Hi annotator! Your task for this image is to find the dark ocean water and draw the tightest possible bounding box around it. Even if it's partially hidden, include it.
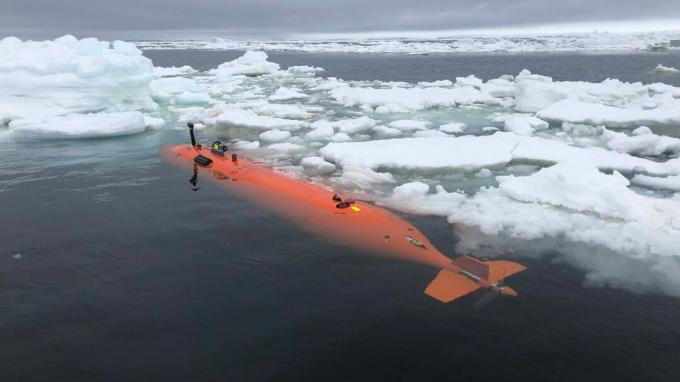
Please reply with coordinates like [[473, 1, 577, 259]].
[[2, 50, 680, 382]]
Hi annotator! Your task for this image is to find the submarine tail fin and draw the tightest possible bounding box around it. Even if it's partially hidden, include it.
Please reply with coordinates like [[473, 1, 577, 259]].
[[424, 269, 481, 303], [484, 260, 526, 284]]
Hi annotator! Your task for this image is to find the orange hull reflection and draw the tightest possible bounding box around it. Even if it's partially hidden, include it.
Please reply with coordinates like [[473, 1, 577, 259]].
[[163, 144, 525, 303]]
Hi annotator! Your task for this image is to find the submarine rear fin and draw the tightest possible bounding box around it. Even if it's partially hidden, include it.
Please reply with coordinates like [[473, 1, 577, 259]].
[[424, 269, 481, 303], [484, 260, 526, 284]]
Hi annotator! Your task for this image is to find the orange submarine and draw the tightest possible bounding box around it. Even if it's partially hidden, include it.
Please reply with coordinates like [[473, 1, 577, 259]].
[[163, 123, 526, 303]]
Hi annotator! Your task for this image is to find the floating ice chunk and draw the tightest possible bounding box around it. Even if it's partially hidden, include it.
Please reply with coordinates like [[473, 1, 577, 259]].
[[305, 120, 335, 141], [373, 125, 403, 138], [537, 99, 680, 128], [204, 107, 306, 131], [329, 132, 352, 142], [320, 133, 680, 175], [174, 92, 211, 105], [330, 116, 376, 134], [654, 64, 680, 74], [287, 65, 324, 77], [413, 130, 448, 137], [337, 166, 395, 189], [454, 75, 483, 89], [153, 65, 197, 77], [268, 87, 309, 101], [498, 164, 646, 220], [603, 126, 680, 156], [0, 35, 155, 123], [387, 119, 431, 131], [632, 174, 680, 191], [561, 122, 602, 137], [514, 77, 567, 113], [501, 114, 549, 136], [330, 85, 500, 113], [418, 80, 453, 88], [475, 168, 493, 178], [233, 140, 260, 150], [301, 156, 336, 175], [143, 115, 165, 129], [481, 78, 516, 98], [150, 77, 202, 96], [321, 135, 516, 171], [448, 163, 680, 259], [10, 111, 146, 139], [381, 182, 465, 216], [254, 103, 312, 120], [259, 129, 291, 143], [438, 122, 466, 134], [267, 142, 305, 153], [515, 69, 552, 83], [211, 51, 280, 78]]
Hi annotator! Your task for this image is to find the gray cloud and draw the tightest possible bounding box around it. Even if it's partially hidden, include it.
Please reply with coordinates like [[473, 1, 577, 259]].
[[2, 0, 680, 39]]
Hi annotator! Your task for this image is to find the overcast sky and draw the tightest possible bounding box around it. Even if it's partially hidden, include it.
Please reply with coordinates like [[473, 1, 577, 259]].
[[2, 0, 680, 39]]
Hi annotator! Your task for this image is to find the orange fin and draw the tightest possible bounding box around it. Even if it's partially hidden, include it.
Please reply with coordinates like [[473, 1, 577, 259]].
[[484, 260, 526, 284], [424, 269, 481, 303]]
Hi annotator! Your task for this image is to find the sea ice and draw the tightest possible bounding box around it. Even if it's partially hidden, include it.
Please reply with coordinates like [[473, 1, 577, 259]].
[[268, 87, 309, 101], [210, 51, 280, 79], [301, 156, 337, 176], [320, 133, 680, 175], [537, 99, 680, 128], [9, 111, 146, 138], [0, 35, 156, 125], [438, 122, 466, 134], [204, 106, 307, 131], [500, 114, 549, 136], [654, 64, 680, 74]]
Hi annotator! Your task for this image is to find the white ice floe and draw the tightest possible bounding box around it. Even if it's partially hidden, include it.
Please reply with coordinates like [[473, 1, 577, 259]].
[[418, 80, 453, 88], [0, 35, 156, 125], [537, 99, 680, 128], [254, 103, 312, 120], [301, 156, 337, 176], [499, 114, 549, 136], [632, 174, 680, 191], [454, 75, 483, 89], [320, 133, 680, 175], [330, 85, 501, 113], [286, 65, 325, 77], [326, 116, 377, 134], [210, 51, 280, 78], [387, 119, 431, 131], [438, 122, 466, 134], [9, 111, 146, 138], [654, 64, 680, 74], [268, 87, 310, 101], [335, 165, 395, 189], [150, 77, 210, 105], [153, 65, 197, 77], [603, 126, 680, 156], [233, 140, 261, 150], [267, 142, 305, 153], [204, 106, 307, 131], [259, 129, 291, 143], [373, 125, 404, 138]]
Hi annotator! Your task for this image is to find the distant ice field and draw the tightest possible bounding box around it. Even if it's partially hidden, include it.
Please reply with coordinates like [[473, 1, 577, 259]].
[[133, 31, 680, 53]]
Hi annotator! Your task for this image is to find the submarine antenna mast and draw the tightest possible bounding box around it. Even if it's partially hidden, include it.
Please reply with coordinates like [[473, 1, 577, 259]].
[[188, 122, 197, 147]]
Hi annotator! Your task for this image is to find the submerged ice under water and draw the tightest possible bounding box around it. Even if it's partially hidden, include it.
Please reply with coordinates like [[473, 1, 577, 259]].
[[2, 35, 680, 298]]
